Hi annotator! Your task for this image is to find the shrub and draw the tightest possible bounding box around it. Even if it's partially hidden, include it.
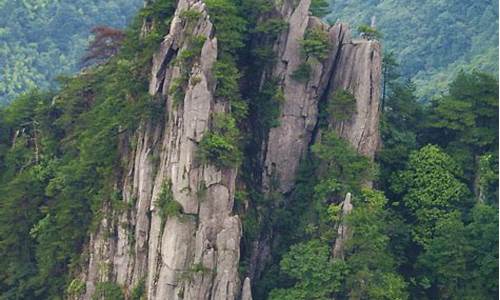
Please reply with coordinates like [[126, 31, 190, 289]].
[[168, 75, 189, 106], [300, 28, 330, 60], [213, 57, 248, 119], [169, 35, 206, 106], [156, 181, 183, 221], [179, 9, 203, 25], [310, 0, 330, 17], [130, 279, 146, 300], [92, 282, 124, 300], [198, 113, 242, 168], [291, 62, 312, 83], [204, 0, 247, 54], [358, 24, 382, 40], [254, 19, 288, 37], [67, 279, 86, 297], [328, 89, 357, 121]]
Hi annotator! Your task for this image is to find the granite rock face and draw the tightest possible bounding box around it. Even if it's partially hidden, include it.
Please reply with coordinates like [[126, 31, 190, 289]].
[[251, 0, 381, 282], [79, 1, 241, 299], [332, 193, 353, 259], [77, 0, 381, 299]]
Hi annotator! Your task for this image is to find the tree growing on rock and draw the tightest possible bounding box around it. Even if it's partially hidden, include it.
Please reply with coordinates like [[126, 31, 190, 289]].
[[82, 26, 125, 66]]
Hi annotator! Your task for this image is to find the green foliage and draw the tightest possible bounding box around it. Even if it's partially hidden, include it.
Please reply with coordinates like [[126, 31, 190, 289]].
[[357, 24, 382, 40], [254, 19, 288, 38], [179, 263, 212, 283], [0, 0, 143, 104], [327, 0, 499, 100], [345, 189, 408, 300], [130, 278, 146, 300], [213, 57, 248, 120], [423, 72, 499, 180], [327, 89, 357, 121], [92, 282, 124, 300], [0, 1, 176, 297], [378, 80, 423, 190], [168, 75, 189, 106], [268, 240, 347, 300], [312, 130, 375, 197], [477, 154, 498, 203], [300, 28, 331, 61], [391, 145, 470, 246], [415, 211, 468, 299], [425, 71, 498, 148], [464, 203, 499, 298], [156, 181, 183, 221], [410, 205, 499, 299], [252, 79, 285, 131], [179, 9, 203, 25], [204, 0, 247, 54], [169, 34, 206, 106], [67, 279, 86, 297], [291, 63, 313, 83], [310, 0, 330, 17], [198, 113, 242, 169]]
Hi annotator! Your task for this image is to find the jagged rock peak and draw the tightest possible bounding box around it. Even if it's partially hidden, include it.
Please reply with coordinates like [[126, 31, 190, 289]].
[[79, 0, 243, 299], [77, 0, 382, 298]]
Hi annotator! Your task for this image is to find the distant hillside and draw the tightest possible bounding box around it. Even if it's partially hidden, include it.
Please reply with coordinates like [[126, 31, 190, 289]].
[[0, 0, 142, 104], [327, 0, 499, 100]]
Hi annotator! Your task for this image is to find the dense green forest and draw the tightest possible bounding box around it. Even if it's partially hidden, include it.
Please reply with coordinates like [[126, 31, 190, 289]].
[[327, 0, 499, 100], [0, 0, 498, 299], [1, 0, 498, 104], [0, 0, 142, 104]]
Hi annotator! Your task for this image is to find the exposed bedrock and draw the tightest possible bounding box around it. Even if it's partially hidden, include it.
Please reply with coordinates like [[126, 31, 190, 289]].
[[78, 0, 381, 299]]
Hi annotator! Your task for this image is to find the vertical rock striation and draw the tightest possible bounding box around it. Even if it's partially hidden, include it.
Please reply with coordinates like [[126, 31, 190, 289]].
[[77, 0, 382, 299], [328, 38, 382, 159], [79, 1, 242, 299], [250, 0, 381, 283]]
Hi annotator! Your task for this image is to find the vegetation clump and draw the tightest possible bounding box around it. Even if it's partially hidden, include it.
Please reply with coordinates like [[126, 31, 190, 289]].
[[198, 113, 242, 169], [357, 24, 382, 40], [291, 62, 312, 83], [310, 0, 330, 17], [291, 27, 330, 83], [328, 89, 357, 121], [300, 28, 331, 61], [156, 181, 183, 222], [92, 282, 124, 300]]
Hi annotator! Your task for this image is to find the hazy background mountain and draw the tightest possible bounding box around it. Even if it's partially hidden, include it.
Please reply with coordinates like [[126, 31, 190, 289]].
[[0, 0, 142, 104], [0, 0, 498, 104], [326, 0, 499, 100]]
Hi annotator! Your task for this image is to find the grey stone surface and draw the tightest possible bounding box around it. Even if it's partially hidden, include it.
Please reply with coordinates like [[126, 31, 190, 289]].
[[78, 0, 382, 299]]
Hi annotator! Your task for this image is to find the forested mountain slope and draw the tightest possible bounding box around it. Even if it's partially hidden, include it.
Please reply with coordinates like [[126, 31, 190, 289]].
[[2, 0, 497, 104], [327, 0, 499, 100], [0, 0, 142, 104]]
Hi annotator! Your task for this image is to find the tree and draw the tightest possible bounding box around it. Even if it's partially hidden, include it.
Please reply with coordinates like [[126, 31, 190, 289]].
[[300, 28, 331, 61], [310, 0, 329, 17], [378, 80, 423, 190], [423, 71, 499, 187], [357, 24, 382, 40], [416, 211, 468, 299], [312, 130, 375, 200], [268, 240, 347, 300], [344, 189, 408, 300], [464, 203, 499, 298], [83, 26, 126, 66], [327, 89, 357, 122], [381, 52, 399, 110], [391, 145, 470, 246]]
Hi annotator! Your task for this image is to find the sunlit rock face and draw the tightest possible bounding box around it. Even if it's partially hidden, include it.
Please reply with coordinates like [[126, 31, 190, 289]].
[[78, 1, 381, 299]]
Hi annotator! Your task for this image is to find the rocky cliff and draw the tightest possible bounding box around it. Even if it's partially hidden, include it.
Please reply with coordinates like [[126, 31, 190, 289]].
[[77, 0, 381, 299]]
